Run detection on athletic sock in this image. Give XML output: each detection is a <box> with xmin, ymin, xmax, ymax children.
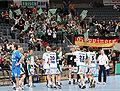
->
<box><xmin>75</xmin><ymin>79</ymin><xmax>77</xmax><ymax>82</ymax></box>
<box><xmin>21</xmin><ymin>82</ymin><xmax>24</xmax><ymax>87</ymax></box>
<box><xmin>16</xmin><ymin>88</ymin><xmax>18</xmax><ymax>91</ymax></box>
<box><xmin>13</xmin><ymin>82</ymin><xmax>16</xmax><ymax>87</ymax></box>
<box><xmin>69</xmin><ymin>78</ymin><xmax>71</xmax><ymax>81</ymax></box>
<box><xmin>53</xmin><ymin>83</ymin><xmax>56</xmax><ymax>87</ymax></box>
<box><xmin>48</xmin><ymin>81</ymin><xmax>52</xmax><ymax>86</ymax></box>
<box><xmin>19</xmin><ymin>80</ymin><xmax>22</xmax><ymax>86</ymax></box>
<box><xmin>81</xmin><ymin>81</ymin><xmax>85</xmax><ymax>86</ymax></box>
<box><xmin>58</xmin><ymin>82</ymin><xmax>60</xmax><ymax>85</ymax></box>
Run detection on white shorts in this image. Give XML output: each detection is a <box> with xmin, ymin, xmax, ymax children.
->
<box><xmin>44</xmin><ymin>69</ymin><xmax>50</xmax><ymax>75</ymax></box>
<box><xmin>50</xmin><ymin>68</ymin><xmax>60</xmax><ymax>75</ymax></box>
<box><xmin>88</xmin><ymin>67</ymin><xmax>96</xmax><ymax>75</ymax></box>
<box><xmin>77</xmin><ymin>66</ymin><xmax>87</xmax><ymax>75</ymax></box>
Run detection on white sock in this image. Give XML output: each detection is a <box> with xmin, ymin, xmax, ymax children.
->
<box><xmin>21</xmin><ymin>82</ymin><xmax>24</xmax><ymax>86</ymax></box>
<box><xmin>29</xmin><ymin>82</ymin><xmax>32</xmax><ymax>86</ymax></box>
<box><xmin>69</xmin><ymin>78</ymin><xmax>71</xmax><ymax>81</ymax></box>
<box><xmin>85</xmin><ymin>76</ymin><xmax>88</xmax><ymax>81</ymax></box>
<box><xmin>19</xmin><ymin>80</ymin><xmax>22</xmax><ymax>86</ymax></box>
<box><xmin>58</xmin><ymin>82</ymin><xmax>60</xmax><ymax>85</ymax></box>
<box><xmin>16</xmin><ymin>88</ymin><xmax>19</xmax><ymax>91</ymax></box>
<box><xmin>13</xmin><ymin>82</ymin><xmax>16</xmax><ymax>87</ymax></box>
<box><xmin>53</xmin><ymin>83</ymin><xmax>56</xmax><ymax>86</ymax></box>
<box><xmin>48</xmin><ymin>81</ymin><xmax>52</xmax><ymax>85</ymax></box>
<box><xmin>81</xmin><ymin>81</ymin><xmax>85</xmax><ymax>86</ymax></box>
<box><xmin>75</xmin><ymin>79</ymin><xmax>77</xmax><ymax>82</ymax></box>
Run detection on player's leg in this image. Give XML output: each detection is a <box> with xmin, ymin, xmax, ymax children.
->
<box><xmin>15</xmin><ymin>77</ymin><xmax>19</xmax><ymax>91</ymax></box>
<box><xmin>12</xmin><ymin>77</ymin><xmax>16</xmax><ymax>90</ymax></box>
<box><xmin>73</xmin><ymin>66</ymin><xmax>77</xmax><ymax>84</ymax></box>
<box><xmin>52</xmin><ymin>74</ymin><xmax>57</xmax><ymax>88</ymax></box>
<box><xmin>68</xmin><ymin>65</ymin><xmax>72</xmax><ymax>84</ymax></box>
<box><xmin>19</xmin><ymin>74</ymin><xmax>26</xmax><ymax>89</ymax></box>
<box><xmin>29</xmin><ymin>75</ymin><xmax>33</xmax><ymax>87</ymax></box>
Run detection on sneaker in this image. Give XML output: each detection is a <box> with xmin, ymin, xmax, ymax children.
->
<box><xmin>18</xmin><ymin>87</ymin><xmax>22</xmax><ymax>90</ymax></box>
<box><xmin>81</xmin><ymin>85</ymin><xmax>86</xmax><ymax>89</ymax></box>
<box><xmin>78</xmin><ymin>84</ymin><xmax>81</xmax><ymax>88</ymax></box>
<box><xmin>69</xmin><ymin>81</ymin><xmax>71</xmax><ymax>84</ymax></box>
<box><xmin>53</xmin><ymin>86</ymin><xmax>57</xmax><ymax>89</ymax></box>
<box><xmin>103</xmin><ymin>82</ymin><xmax>106</xmax><ymax>85</ymax></box>
<box><xmin>97</xmin><ymin>82</ymin><xmax>101</xmax><ymax>85</ymax></box>
<box><xmin>12</xmin><ymin>87</ymin><xmax>16</xmax><ymax>90</ymax></box>
<box><xmin>73</xmin><ymin>79</ymin><xmax>75</xmax><ymax>84</ymax></box>
<box><xmin>58</xmin><ymin>85</ymin><xmax>61</xmax><ymax>89</ymax></box>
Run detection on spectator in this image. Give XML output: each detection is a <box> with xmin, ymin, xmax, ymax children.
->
<box><xmin>0</xmin><ymin>36</ymin><xmax>4</xmax><ymax>43</ymax></box>
<box><xmin>18</xmin><ymin>31</ymin><xmax>24</xmax><ymax>43</ymax></box>
<box><xmin>4</xmin><ymin>11</ymin><xmax>9</xmax><ymax>24</ymax></box>
<box><xmin>0</xmin><ymin>12</ymin><xmax>4</xmax><ymax>22</ymax></box>
<box><xmin>0</xmin><ymin>54</ymin><xmax>2</xmax><ymax>69</ymax></box>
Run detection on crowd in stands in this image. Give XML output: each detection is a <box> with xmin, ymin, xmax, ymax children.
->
<box><xmin>0</xmin><ymin>2</ymin><xmax>120</xmax><ymax>73</ymax></box>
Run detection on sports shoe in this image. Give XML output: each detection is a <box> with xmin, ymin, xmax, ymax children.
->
<box><xmin>97</xmin><ymin>82</ymin><xmax>101</xmax><ymax>85</ymax></box>
<box><xmin>12</xmin><ymin>87</ymin><xmax>16</xmax><ymax>90</ymax></box>
<box><xmin>103</xmin><ymin>82</ymin><xmax>106</xmax><ymax>85</ymax></box>
<box><xmin>18</xmin><ymin>87</ymin><xmax>22</xmax><ymax>90</ymax></box>
<box><xmin>73</xmin><ymin>79</ymin><xmax>75</xmax><ymax>84</ymax></box>
<box><xmin>69</xmin><ymin>81</ymin><xmax>71</xmax><ymax>84</ymax></box>
<box><xmin>81</xmin><ymin>85</ymin><xmax>86</xmax><ymax>89</ymax></box>
<box><xmin>58</xmin><ymin>85</ymin><xmax>61</xmax><ymax>89</ymax></box>
<box><xmin>78</xmin><ymin>84</ymin><xmax>81</xmax><ymax>88</ymax></box>
<box><xmin>53</xmin><ymin>86</ymin><xmax>57</xmax><ymax>89</ymax></box>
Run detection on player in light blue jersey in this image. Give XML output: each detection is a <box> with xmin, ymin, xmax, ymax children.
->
<box><xmin>12</xmin><ymin>44</ymin><xmax>25</xmax><ymax>91</ymax></box>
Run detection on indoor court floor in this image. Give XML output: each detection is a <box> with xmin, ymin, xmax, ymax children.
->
<box><xmin>0</xmin><ymin>75</ymin><xmax>120</xmax><ymax>91</ymax></box>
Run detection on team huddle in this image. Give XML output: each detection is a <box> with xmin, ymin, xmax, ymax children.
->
<box><xmin>11</xmin><ymin>44</ymin><xmax>98</xmax><ymax>91</ymax></box>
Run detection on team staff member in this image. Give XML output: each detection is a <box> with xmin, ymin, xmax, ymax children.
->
<box><xmin>97</xmin><ymin>50</ymin><xmax>109</xmax><ymax>85</ymax></box>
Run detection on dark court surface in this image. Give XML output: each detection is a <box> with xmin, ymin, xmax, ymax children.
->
<box><xmin>0</xmin><ymin>76</ymin><xmax>120</xmax><ymax>91</ymax></box>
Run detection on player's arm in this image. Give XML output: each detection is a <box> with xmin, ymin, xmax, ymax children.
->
<box><xmin>65</xmin><ymin>53</ymin><xmax>73</xmax><ymax>55</ymax></box>
<box><xmin>15</xmin><ymin>55</ymin><xmax>25</xmax><ymax>66</ymax></box>
<box><xmin>34</xmin><ymin>62</ymin><xmax>39</xmax><ymax>68</ymax></box>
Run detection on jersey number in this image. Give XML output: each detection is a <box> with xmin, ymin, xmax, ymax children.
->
<box><xmin>50</xmin><ymin>56</ymin><xmax>55</xmax><ymax>63</ymax></box>
<box><xmin>79</xmin><ymin>55</ymin><xmax>85</xmax><ymax>62</ymax></box>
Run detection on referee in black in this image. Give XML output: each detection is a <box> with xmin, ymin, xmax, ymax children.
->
<box><xmin>97</xmin><ymin>50</ymin><xmax>109</xmax><ymax>85</ymax></box>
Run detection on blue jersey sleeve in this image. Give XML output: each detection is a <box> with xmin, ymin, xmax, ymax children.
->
<box><xmin>16</xmin><ymin>50</ymin><xmax>23</xmax><ymax>59</ymax></box>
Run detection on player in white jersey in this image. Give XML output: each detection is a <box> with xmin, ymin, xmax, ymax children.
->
<box><xmin>56</xmin><ymin>46</ymin><xmax>63</xmax><ymax>89</ymax></box>
<box><xmin>27</xmin><ymin>50</ymin><xmax>39</xmax><ymax>87</ymax></box>
<box><xmin>87</xmin><ymin>47</ymin><xmax>96</xmax><ymax>88</ymax></box>
<box><xmin>19</xmin><ymin>51</ymin><xmax>28</xmax><ymax>90</ymax></box>
<box><xmin>76</xmin><ymin>46</ymin><xmax>89</xmax><ymax>89</ymax></box>
<box><xmin>42</xmin><ymin>46</ymin><xmax>51</xmax><ymax>88</ymax></box>
<box><xmin>49</xmin><ymin>46</ymin><xmax>59</xmax><ymax>88</ymax></box>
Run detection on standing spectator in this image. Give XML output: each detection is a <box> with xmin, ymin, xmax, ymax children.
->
<box><xmin>18</xmin><ymin>31</ymin><xmax>24</xmax><ymax>43</ymax></box>
<box><xmin>33</xmin><ymin>6</ymin><xmax>37</xmax><ymax>14</ymax></box>
<box><xmin>52</xmin><ymin>28</ymin><xmax>57</xmax><ymax>44</ymax></box>
<box><xmin>97</xmin><ymin>50</ymin><xmax>109</xmax><ymax>85</ymax></box>
<box><xmin>111</xmin><ymin>53</ymin><xmax>117</xmax><ymax>74</ymax></box>
<box><xmin>47</xmin><ymin>27</ymin><xmax>52</xmax><ymax>43</ymax></box>
<box><xmin>69</xmin><ymin>3</ymin><xmax>75</xmax><ymax>16</ymax></box>
<box><xmin>4</xmin><ymin>11</ymin><xmax>9</xmax><ymax>24</ymax></box>
<box><xmin>1</xmin><ymin>12</ymin><xmax>4</xmax><ymax>22</ymax></box>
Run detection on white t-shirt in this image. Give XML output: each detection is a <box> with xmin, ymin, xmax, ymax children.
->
<box><xmin>43</xmin><ymin>52</ymin><xmax>50</xmax><ymax>69</ymax></box>
<box><xmin>98</xmin><ymin>54</ymin><xmax>108</xmax><ymax>67</ymax></box>
<box><xmin>87</xmin><ymin>52</ymin><xmax>96</xmax><ymax>67</ymax></box>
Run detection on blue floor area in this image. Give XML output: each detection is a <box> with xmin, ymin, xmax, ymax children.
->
<box><xmin>0</xmin><ymin>76</ymin><xmax>120</xmax><ymax>91</ymax></box>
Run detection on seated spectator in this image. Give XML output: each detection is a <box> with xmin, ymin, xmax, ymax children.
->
<box><xmin>0</xmin><ymin>36</ymin><xmax>3</xmax><ymax>43</ymax></box>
